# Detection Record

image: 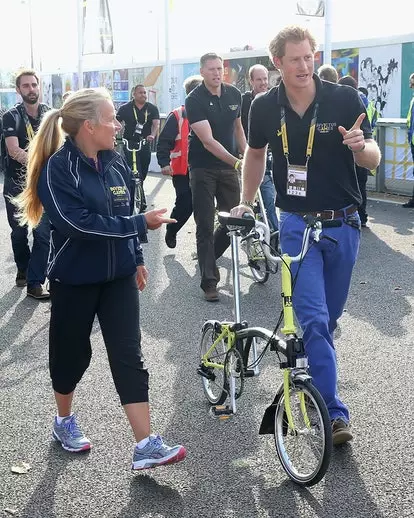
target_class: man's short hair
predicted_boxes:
[338,75,358,90]
[269,26,317,59]
[183,75,203,95]
[133,84,146,93]
[317,64,338,83]
[358,86,368,97]
[200,53,223,68]
[15,69,39,88]
[248,64,268,81]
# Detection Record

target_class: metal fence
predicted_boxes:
[367,118,413,195]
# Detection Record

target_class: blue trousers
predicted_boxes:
[260,174,278,231]
[4,188,50,287]
[279,210,361,422]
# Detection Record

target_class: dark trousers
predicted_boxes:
[49,274,149,405]
[166,174,193,237]
[3,185,49,287]
[189,167,240,290]
[356,165,368,224]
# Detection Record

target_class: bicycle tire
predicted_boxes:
[245,236,270,284]
[274,378,332,486]
[132,178,145,214]
[199,322,228,405]
[224,348,244,400]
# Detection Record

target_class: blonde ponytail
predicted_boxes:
[14,87,113,228]
[14,109,64,228]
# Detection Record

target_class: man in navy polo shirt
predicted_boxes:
[232,26,381,445]
[185,53,246,302]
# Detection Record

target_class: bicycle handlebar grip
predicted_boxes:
[321,219,342,228]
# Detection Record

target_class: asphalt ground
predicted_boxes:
[0,172,413,518]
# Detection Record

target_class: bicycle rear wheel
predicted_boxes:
[274,379,332,486]
[245,236,269,284]
[199,322,228,405]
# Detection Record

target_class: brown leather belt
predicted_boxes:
[293,205,358,220]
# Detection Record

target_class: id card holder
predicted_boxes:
[287,164,307,197]
[135,122,143,135]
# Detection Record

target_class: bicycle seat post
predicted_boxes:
[230,230,242,324]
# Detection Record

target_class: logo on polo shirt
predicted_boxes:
[277,129,282,137]
[316,122,337,134]
[229,104,239,111]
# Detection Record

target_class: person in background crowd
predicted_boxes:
[2,69,50,299]
[241,64,278,233]
[358,86,380,136]
[185,53,246,302]
[156,75,203,249]
[402,73,414,208]
[317,64,339,83]
[14,87,186,470]
[116,85,160,212]
[338,75,371,226]
[62,90,74,102]
[231,25,381,445]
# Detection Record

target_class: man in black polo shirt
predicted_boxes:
[2,69,50,299]
[185,52,246,302]
[241,64,278,233]
[232,26,381,445]
[116,85,160,210]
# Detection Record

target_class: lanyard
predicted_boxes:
[280,103,318,164]
[20,107,36,141]
[133,105,148,125]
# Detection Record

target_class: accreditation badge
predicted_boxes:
[287,164,307,197]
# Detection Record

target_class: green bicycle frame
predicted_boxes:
[202,324,235,370]
[279,254,311,431]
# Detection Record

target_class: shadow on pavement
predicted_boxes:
[117,474,184,517]
[19,443,91,518]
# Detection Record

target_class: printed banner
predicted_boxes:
[331,48,359,80]
[359,44,402,118]
[83,0,114,55]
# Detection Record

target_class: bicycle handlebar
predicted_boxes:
[250,214,343,265]
[122,138,147,152]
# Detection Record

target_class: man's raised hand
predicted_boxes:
[338,113,366,153]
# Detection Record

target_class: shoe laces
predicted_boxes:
[149,434,164,449]
[64,416,83,438]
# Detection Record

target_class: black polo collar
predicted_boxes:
[277,73,326,106]
[200,81,229,97]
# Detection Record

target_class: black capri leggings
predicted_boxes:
[49,274,149,405]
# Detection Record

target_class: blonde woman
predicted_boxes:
[15,87,186,470]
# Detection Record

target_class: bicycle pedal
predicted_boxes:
[197,365,215,381]
[209,405,234,420]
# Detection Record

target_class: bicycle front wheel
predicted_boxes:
[134,179,145,213]
[245,236,269,284]
[199,322,228,405]
[274,379,332,486]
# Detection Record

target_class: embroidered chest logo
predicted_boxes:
[229,104,239,111]
[277,129,282,137]
[316,122,337,134]
[110,186,127,196]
